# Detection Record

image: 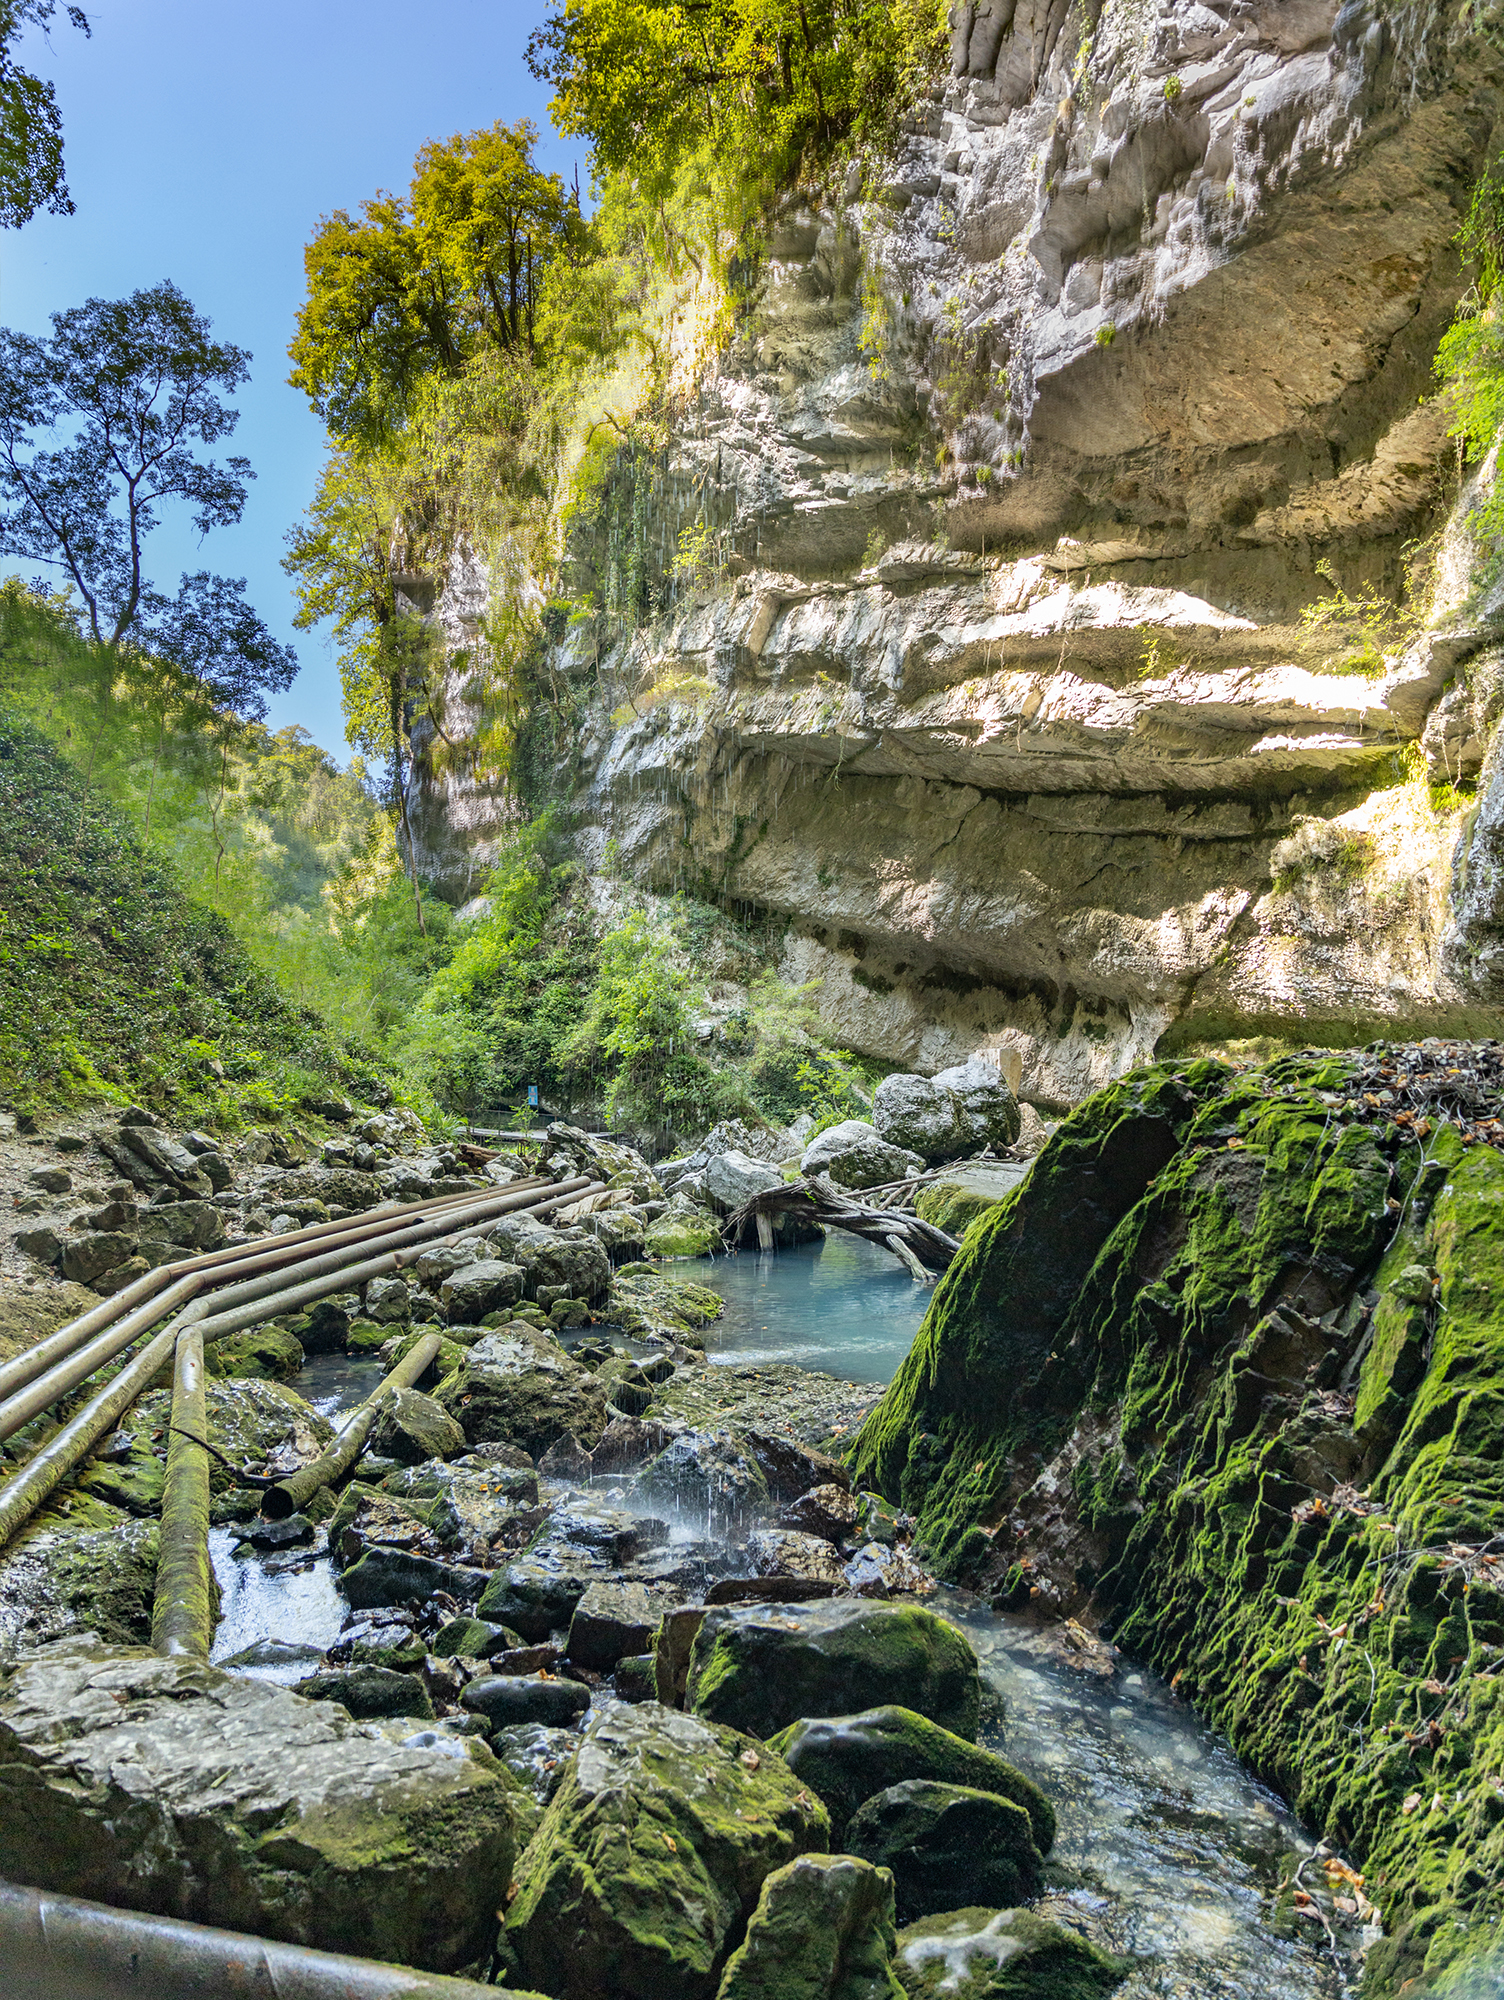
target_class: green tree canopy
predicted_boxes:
[289,119,583,449]
[0,1,89,229]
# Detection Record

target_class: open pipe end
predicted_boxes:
[259,1485,296,1521]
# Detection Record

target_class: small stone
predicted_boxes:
[431,1616,523,1660]
[461,1673,592,1730]
[614,1653,657,1702]
[55,1134,86,1154]
[28,1165,71,1194]
[538,1434,594,1479]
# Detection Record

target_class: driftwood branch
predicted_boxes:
[723,1175,961,1277]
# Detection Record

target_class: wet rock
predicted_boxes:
[707,1576,837,1606]
[605,1267,724,1347]
[913,1168,1027,1239]
[582,1207,649,1261]
[592,1415,675,1472]
[76,1430,166,1515]
[639,1428,769,1520]
[853,1493,903,1547]
[492,1719,579,1798]
[369,1386,468,1465]
[538,1433,595,1479]
[892,1906,1131,1999]
[363,1273,411,1323]
[136,1377,332,1489]
[60,1229,135,1285]
[614,1652,657,1702]
[462,1673,592,1730]
[0,1515,158,1650]
[0,1635,516,1970]
[27,1165,71,1194]
[843,1545,933,1599]
[337,1616,426,1672]
[765,1707,1053,1851]
[235,1513,315,1550]
[846,1782,1042,1923]
[218,1638,326,1677]
[596,1353,657,1417]
[431,1615,524,1660]
[442,1258,526,1324]
[746,1529,848,1587]
[205,1325,304,1381]
[464,1440,537,1470]
[716,1852,905,2000]
[743,1429,852,1500]
[568,1579,674,1671]
[688,1601,981,1742]
[505,1697,829,2000]
[873,1061,1021,1165]
[800,1122,924,1192]
[341,1547,488,1610]
[294,1664,436,1721]
[779,1483,858,1543]
[437,1325,610,1457]
[477,1547,614,1642]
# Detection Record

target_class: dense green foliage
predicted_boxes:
[1437,156,1504,586]
[0,2,89,229]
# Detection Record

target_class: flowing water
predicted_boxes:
[206,1260,1359,1995]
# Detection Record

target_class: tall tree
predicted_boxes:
[0,279,296,712]
[0,0,89,229]
[289,120,580,450]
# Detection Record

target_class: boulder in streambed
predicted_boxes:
[504,1697,829,2000]
[369,1385,468,1465]
[845,1781,1042,1922]
[0,1634,516,1971]
[765,1707,1054,1849]
[800,1121,924,1191]
[204,1324,305,1381]
[873,1060,1021,1165]
[341,1547,489,1610]
[687,1601,981,1742]
[293,1663,435,1721]
[437,1325,609,1457]
[638,1428,769,1519]
[567,1578,676,1670]
[892,1906,1132,1998]
[441,1258,526,1324]
[462,1673,592,1730]
[715,1852,905,2000]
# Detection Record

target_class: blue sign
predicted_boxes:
[527,1085,539,1108]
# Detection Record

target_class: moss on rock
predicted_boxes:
[766,1706,1053,1850]
[892,1906,1132,1999]
[687,1601,981,1744]
[853,1049,1504,1994]
[715,1851,906,2000]
[504,1696,829,2000]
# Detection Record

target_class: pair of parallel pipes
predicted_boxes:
[0,1172,608,1655]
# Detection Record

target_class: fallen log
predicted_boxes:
[723,1175,960,1275]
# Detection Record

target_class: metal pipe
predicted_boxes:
[151,1325,214,1659]
[0,1178,587,1443]
[0,1178,547,1405]
[0,1178,605,1548]
[0,1319,183,1549]
[261,1331,443,1519]
[0,1878,518,2000]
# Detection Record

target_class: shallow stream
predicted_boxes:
[207,1262,1356,1997]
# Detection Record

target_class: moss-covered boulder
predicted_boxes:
[436,1325,609,1456]
[645,1212,720,1259]
[0,1514,158,1648]
[504,1696,830,2000]
[851,1046,1504,1994]
[912,1167,1027,1241]
[892,1907,1131,1998]
[204,1324,305,1380]
[845,1782,1042,1922]
[0,1635,516,1971]
[368,1385,468,1465]
[766,1707,1053,1850]
[137,1376,332,1492]
[687,1602,981,1743]
[608,1267,725,1349]
[292,1664,435,1721]
[715,1852,905,2000]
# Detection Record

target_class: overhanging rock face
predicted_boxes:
[418,2,1504,1101]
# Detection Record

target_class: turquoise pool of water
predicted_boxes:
[695,1233,930,1383]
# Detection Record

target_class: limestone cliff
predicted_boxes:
[421,0,1504,1105]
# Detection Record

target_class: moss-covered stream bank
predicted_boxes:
[855,1044,1504,1997]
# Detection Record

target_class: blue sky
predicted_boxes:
[3,0,586,760]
